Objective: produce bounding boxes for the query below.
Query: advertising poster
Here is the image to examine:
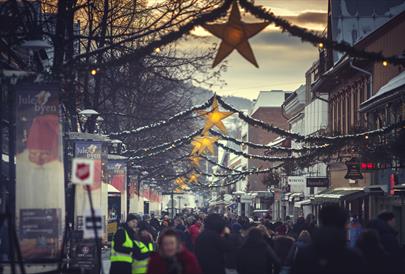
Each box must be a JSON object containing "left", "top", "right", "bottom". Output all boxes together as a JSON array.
[
  {"left": 75, "top": 141, "right": 102, "bottom": 190},
  {"left": 106, "top": 160, "right": 127, "bottom": 193},
  {"left": 15, "top": 83, "right": 65, "bottom": 260}
]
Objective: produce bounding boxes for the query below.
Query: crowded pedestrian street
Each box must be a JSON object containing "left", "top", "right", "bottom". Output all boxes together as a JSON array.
[{"left": 1, "top": 0, "right": 405, "bottom": 274}]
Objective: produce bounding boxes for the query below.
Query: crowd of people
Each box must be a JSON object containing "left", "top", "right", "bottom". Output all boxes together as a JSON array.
[{"left": 110, "top": 206, "right": 405, "bottom": 274}]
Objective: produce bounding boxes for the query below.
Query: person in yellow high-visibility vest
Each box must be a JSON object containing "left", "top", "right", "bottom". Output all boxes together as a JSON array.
[
  {"left": 110, "top": 214, "right": 141, "bottom": 274},
  {"left": 132, "top": 228, "right": 155, "bottom": 274}
]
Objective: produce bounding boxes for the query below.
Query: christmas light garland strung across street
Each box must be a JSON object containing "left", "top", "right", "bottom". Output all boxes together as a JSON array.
[
  {"left": 200, "top": 154, "right": 240, "bottom": 173},
  {"left": 82, "top": 0, "right": 405, "bottom": 73},
  {"left": 136, "top": 154, "right": 190, "bottom": 171},
  {"left": 118, "top": 93, "right": 404, "bottom": 189},
  {"left": 109, "top": 97, "right": 214, "bottom": 138},
  {"left": 128, "top": 129, "right": 202, "bottom": 161},
  {"left": 215, "top": 141, "right": 332, "bottom": 163},
  {"left": 202, "top": 162, "right": 285, "bottom": 188},
  {"left": 238, "top": 0, "right": 405, "bottom": 66},
  {"left": 209, "top": 129, "right": 331, "bottom": 153},
  {"left": 216, "top": 95, "right": 405, "bottom": 143},
  {"left": 125, "top": 129, "right": 202, "bottom": 156},
  {"left": 97, "top": 0, "right": 234, "bottom": 69}
]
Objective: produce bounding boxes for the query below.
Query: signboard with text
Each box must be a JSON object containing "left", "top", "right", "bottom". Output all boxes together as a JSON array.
[
  {"left": 70, "top": 231, "right": 100, "bottom": 272},
  {"left": 306, "top": 177, "right": 329, "bottom": 187},
  {"left": 287, "top": 176, "right": 306, "bottom": 185}
]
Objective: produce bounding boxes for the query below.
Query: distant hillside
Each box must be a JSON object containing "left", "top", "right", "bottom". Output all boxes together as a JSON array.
[{"left": 190, "top": 86, "right": 253, "bottom": 110}]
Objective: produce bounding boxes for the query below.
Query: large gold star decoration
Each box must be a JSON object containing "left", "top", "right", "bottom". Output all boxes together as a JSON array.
[
  {"left": 188, "top": 173, "right": 199, "bottom": 184},
  {"left": 202, "top": 1, "right": 269, "bottom": 68},
  {"left": 200, "top": 97, "right": 233, "bottom": 134},
  {"left": 191, "top": 135, "right": 219, "bottom": 155}
]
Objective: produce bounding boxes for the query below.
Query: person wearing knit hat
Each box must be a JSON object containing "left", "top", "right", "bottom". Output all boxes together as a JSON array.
[{"left": 110, "top": 214, "right": 142, "bottom": 274}]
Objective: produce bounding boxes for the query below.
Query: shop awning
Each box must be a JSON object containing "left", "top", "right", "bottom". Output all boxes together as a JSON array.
[
  {"left": 252, "top": 191, "right": 274, "bottom": 198},
  {"left": 209, "top": 200, "right": 228, "bottom": 207},
  {"left": 108, "top": 184, "right": 120, "bottom": 193},
  {"left": 364, "top": 185, "right": 388, "bottom": 194},
  {"left": 313, "top": 187, "right": 365, "bottom": 204},
  {"left": 294, "top": 199, "right": 312, "bottom": 208},
  {"left": 289, "top": 192, "right": 304, "bottom": 202},
  {"left": 394, "top": 184, "right": 405, "bottom": 195}
]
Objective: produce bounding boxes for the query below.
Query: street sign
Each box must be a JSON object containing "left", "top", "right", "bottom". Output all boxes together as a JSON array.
[
  {"left": 83, "top": 208, "right": 104, "bottom": 239},
  {"left": 70, "top": 231, "right": 100, "bottom": 272},
  {"left": 306, "top": 177, "right": 329, "bottom": 187},
  {"left": 72, "top": 158, "right": 95, "bottom": 185}
]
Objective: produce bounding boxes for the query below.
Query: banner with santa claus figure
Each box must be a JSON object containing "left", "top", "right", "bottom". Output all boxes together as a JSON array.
[{"left": 15, "top": 82, "right": 65, "bottom": 262}]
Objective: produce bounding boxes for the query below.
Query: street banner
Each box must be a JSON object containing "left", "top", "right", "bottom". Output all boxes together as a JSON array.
[
  {"left": 75, "top": 141, "right": 102, "bottom": 190},
  {"left": 15, "top": 82, "right": 65, "bottom": 261},
  {"left": 106, "top": 159, "right": 127, "bottom": 193}
]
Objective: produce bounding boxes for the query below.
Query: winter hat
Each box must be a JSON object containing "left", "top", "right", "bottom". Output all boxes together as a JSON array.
[
  {"left": 27, "top": 115, "right": 60, "bottom": 162},
  {"left": 127, "top": 213, "right": 141, "bottom": 223}
]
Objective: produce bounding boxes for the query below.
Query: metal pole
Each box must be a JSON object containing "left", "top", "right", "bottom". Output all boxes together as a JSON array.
[
  {"left": 8, "top": 79, "right": 16, "bottom": 236},
  {"left": 0, "top": 77, "right": 3, "bottom": 201},
  {"left": 7, "top": 79, "right": 26, "bottom": 274},
  {"left": 171, "top": 192, "right": 174, "bottom": 219},
  {"left": 86, "top": 185, "right": 103, "bottom": 274}
]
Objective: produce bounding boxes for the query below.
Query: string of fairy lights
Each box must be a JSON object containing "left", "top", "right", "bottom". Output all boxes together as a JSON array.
[
  {"left": 104, "top": 0, "right": 405, "bottom": 191},
  {"left": 112, "top": 93, "right": 404, "bottom": 191}
]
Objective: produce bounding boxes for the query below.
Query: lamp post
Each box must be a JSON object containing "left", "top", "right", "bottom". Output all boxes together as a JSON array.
[
  {"left": 79, "top": 109, "right": 100, "bottom": 133},
  {"left": 233, "top": 191, "right": 245, "bottom": 216}
]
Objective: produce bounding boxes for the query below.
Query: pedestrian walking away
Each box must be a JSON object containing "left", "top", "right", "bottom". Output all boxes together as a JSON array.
[
  {"left": 291, "top": 204, "right": 365, "bottom": 274},
  {"left": 236, "top": 227, "right": 280, "bottom": 274},
  {"left": 195, "top": 213, "right": 232, "bottom": 274}
]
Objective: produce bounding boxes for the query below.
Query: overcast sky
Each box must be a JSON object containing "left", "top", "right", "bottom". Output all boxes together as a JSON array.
[{"left": 193, "top": 0, "right": 328, "bottom": 99}]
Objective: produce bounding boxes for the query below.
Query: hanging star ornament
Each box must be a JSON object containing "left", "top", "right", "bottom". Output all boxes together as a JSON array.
[
  {"left": 188, "top": 173, "right": 199, "bottom": 184},
  {"left": 191, "top": 139, "right": 203, "bottom": 155},
  {"left": 202, "top": 1, "right": 269, "bottom": 68},
  {"left": 175, "top": 177, "right": 185, "bottom": 185},
  {"left": 191, "top": 135, "right": 219, "bottom": 155},
  {"left": 200, "top": 97, "right": 233, "bottom": 134},
  {"left": 190, "top": 155, "right": 201, "bottom": 167}
]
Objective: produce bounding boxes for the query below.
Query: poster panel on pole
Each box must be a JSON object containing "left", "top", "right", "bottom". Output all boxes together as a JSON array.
[
  {"left": 75, "top": 141, "right": 102, "bottom": 190},
  {"left": 106, "top": 159, "right": 127, "bottom": 193},
  {"left": 15, "top": 82, "right": 65, "bottom": 261}
]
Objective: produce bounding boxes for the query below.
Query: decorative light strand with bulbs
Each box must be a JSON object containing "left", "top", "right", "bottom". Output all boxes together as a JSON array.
[{"left": 85, "top": 0, "right": 405, "bottom": 73}]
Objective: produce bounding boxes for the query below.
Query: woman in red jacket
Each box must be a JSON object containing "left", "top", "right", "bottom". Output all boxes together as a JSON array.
[{"left": 147, "top": 229, "right": 202, "bottom": 274}]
